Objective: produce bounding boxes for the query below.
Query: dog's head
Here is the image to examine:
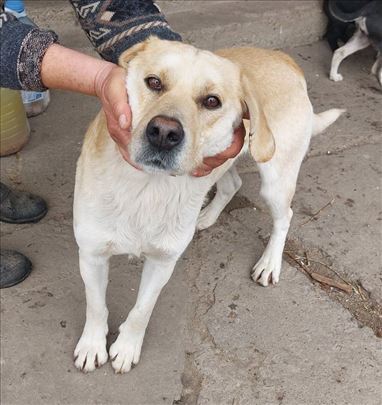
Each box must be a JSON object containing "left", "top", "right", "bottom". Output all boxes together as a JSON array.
[{"left": 119, "top": 37, "right": 274, "bottom": 175}]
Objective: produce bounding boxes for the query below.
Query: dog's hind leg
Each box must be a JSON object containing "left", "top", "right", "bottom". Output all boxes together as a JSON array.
[
  {"left": 330, "top": 27, "right": 370, "bottom": 81},
  {"left": 74, "top": 251, "right": 110, "bottom": 372},
  {"left": 110, "top": 256, "right": 177, "bottom": 373},
  {"left": 251, "top": 161, "right": 298, "bottom": 287},
  {"left": 197, "top": 165, "right": 242, "bottom": 230}
]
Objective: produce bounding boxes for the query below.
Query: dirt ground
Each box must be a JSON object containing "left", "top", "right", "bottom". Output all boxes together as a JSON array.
[{"left": 1, "top": 14, "right": 381, "bottom": 405}]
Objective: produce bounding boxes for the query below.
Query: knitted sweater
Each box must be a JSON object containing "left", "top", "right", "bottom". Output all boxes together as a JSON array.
[{"left": 0, "top": 0, "right": 181, "bottom": 91}]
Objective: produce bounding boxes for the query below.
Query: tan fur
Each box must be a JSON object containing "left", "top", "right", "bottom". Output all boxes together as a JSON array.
[
  {"left": 118, "top": 38, "right": 245, "bottom": 171},
  {"left": 119, "top": 41, "right": 148, "bottom": 68},
  {"left": 116, "top": 39, "right": 308, "bottom": 167},
  {"left": 241, "top": 75, "right": 275, "bottom": 162},
  {"left": 215, "top": 47, "right": 308, "bottom": 163},
  {"left": 216, "top": 47, "right": 307, "bottom": 100},
  {"left": 73, "top": 38, "right": 344, "bottom": 374},
  {"left": 83, "top": 111, "right": 108, "bottom": 156}
]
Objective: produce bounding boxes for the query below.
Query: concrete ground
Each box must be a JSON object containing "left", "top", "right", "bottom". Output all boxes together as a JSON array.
[{"left": 1, "top": 2, "right": 382, "bottom": 405}]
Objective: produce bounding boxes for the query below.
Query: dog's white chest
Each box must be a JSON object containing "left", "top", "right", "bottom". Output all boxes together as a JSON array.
[
  {"left": 75, "top": 168, "right": 208, "bottom": 259},
  {"left": 112, "top": 178, "right": 207, "bottom": 257}
]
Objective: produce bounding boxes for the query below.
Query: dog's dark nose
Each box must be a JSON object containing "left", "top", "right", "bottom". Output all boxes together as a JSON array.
[{"left": 146, "top": 116, "right": 184, "bottom": 151}]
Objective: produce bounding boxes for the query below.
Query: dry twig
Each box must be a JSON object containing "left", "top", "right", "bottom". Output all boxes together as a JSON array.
[
  {"left": 310, "top": 272, "right": 353, "bottom": 294},
  {"left": 290, "top": 254, "right": 354, "bottom": 291},
  {"left": 284, "top": 251, "right": 352, "bottom": 294}
]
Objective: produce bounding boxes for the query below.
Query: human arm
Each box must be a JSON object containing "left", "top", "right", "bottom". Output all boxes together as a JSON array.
[
  {"left": 0, "top": 10, "right": 130, "bottom": 152},
  {"left": 39, "top": 44, "right": 132, "bottom": 150},
  {"left": 0, "top": 1, "right": 180, "bottom": 159},
  {"left": 0, "top": 1, "right": 245, "bottom": 174},
  {"left": 68, "top": 0, "right": 246, "bottom": 174}
]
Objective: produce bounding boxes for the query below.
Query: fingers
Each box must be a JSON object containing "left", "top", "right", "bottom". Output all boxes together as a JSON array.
[
  {"left": 107, "top": 69, "right": 131, "bottom": 129},
  {"left": 205, "top": 122, "right": 245, "bottom": 162},
  {"left": 192, "top": 163, "right": 213, "bottom": 177},
  {"left": 106, "top": 101, "right": 132, "bottom": 143},
  {"left": 192, "top": 122, "right": 246, "bottom": 177},
  {"left": 117, "top": 146, "right": 142, "bottom": 170},
  {"left": 99, "top": 66, "right": 133, "bottom": 150},
  {"left": 112, "top": 100, "right": 131, "bottom": 130}
]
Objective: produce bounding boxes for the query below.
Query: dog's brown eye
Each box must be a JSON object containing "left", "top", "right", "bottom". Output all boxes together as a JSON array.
[
  {"left": 203, "top": 95, "right": 221, "bottom": 110},
  {"left": 145, "top": 76, "right": 162, "bottom": 91}
]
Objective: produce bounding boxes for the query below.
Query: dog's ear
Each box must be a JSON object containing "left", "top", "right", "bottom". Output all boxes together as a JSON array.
[
  {"left": 241, "top": 75, "right": 275, "bottom": 163},
  {"left": 118, "top": 41, "right": 148, "bottom": 69}
]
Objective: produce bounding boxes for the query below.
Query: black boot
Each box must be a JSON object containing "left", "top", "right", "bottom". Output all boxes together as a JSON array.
[
  {"left": 0, "top": 182, "right": 47, "bottom": 223},
  {"left": 0, "top": 183, "right": 47, "bottom": 287},
  {"left": 0, "top": 250, "right": 32, "bottom": 288}
]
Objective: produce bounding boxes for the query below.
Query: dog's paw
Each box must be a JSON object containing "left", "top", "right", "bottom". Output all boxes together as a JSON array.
[
  {"left": 196, "top": 206, "right": 218, "bottom": 231},
  {"left": 109, "top": 329, "right": 145, "bottom": 373},
  {"left": 74, "top": 333, "right": 108, "bottom": 372},
  {"left": 251, "top": 253, "right": 281, "bottom": 287},
  {"left": 329, "top": 72, "right": 343, "bottom": 82}
]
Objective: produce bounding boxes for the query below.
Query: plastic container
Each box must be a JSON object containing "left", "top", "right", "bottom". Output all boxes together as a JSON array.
[
  {"left": 0, "top": 88, "right": 30, "bottom": 156},
  {"left": 21, "top": 90, "right": 50, "bottom": 117},
  {"left": 5, "top": 0, "right": 50, "bottom": 117},
  {"left": 4, "top": 0, "right": 24, "bottom": 14}
]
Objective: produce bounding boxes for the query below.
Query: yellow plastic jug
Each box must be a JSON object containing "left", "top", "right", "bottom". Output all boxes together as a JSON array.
[{"left": 0, "top": 88, "right": 30, "bottom": 156}]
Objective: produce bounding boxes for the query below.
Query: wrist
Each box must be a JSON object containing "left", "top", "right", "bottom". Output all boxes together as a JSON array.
[
  {"left": 41, "top": 44, "right": 116, "bottom": 96},
  {"left": 93, "top": 62, "right": 117, "bottom": 99}
]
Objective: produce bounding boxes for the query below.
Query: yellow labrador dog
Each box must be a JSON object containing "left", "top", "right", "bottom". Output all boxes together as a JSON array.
[{"left": 73, "top": 37, "right": 344, "bottom": 373}]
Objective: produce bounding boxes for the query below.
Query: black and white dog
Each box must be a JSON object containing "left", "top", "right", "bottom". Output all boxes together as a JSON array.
[
  {"left": 326, "top": 0, "right": 382, "bottom": 86},
  {"left": 324, "top": 0, "right": 369, "bottom": 51}
]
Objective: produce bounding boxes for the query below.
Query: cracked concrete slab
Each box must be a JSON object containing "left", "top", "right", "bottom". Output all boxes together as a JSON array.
[
  {"left": 1, "top": 11, "right": 381, "bottom": 405},
  {"left": 182, "top": 218, "right": 381, "bottom": 405}
]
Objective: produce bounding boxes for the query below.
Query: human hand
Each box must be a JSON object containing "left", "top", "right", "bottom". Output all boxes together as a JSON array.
[
  {"left": 94, "top": 62, "right": 248, "bottom": 173},
  {"left": 94, "top": 64, "right": 137, "bottom": 164},
  {"left": 192, "top": 118, "right": 247, "bottom": 177}
]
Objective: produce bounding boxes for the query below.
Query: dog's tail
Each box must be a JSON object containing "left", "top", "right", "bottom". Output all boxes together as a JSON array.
[
  {"left": 312, "top": 108, "right": 346, "bottom": 136},
  {"left": 328, "top": 0, "right": 380, "bottom": 23}
]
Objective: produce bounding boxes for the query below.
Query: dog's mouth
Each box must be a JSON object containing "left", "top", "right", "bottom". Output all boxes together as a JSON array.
[
  {"left": 148, "top": 158, "right": 167, "bottom": 169},
  {"left": 143, "top": 157, "right": 170, "bottom": 172},
  {"left": 134, "top": 147, "right": 181, "bottom": 174}
]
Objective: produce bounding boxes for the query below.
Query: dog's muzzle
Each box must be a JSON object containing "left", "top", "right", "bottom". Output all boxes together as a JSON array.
[{"left": 135, "top": 115, "right": 185, "bottom": 172}]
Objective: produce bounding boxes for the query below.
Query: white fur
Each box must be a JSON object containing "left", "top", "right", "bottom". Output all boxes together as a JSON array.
[
  {"left": 73, "top": 42, "right": 344, "bottom": 373},
  {"left": 312, "top": 108, "right": 346, "bottom": 136},
  {"left": 73, "top": 132, "right": 227, "bottom": 372},
  {"left": 330, "top": 26, "right": 371, "bottom": 82}
]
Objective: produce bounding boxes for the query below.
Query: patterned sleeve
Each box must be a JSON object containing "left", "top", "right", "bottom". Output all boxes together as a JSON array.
[
  {"left": 0, "top": 11, "right": 58, "bottom": 91},
  {"left": 69, "top": 0, "right": 182, "bottom": 63},
  {"left": 0, "top": 1, "right": 180, "bottom": 91}
]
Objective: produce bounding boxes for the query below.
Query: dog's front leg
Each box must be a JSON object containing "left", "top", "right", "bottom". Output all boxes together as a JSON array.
[
  {"left": 197, "top": 166, "right": 242, "bottom": 230},
  {"left": 74, "top": 250, "right": 110, "bottom": 372},
  {"left": 110, "top": 256, "right": 177, "bottom": 373}
]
